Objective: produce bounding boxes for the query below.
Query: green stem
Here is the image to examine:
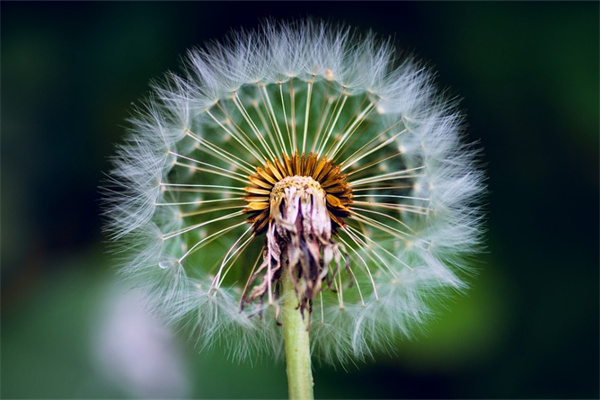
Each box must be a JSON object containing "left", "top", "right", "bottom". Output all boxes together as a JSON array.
[{"left": 282, "top": 273, "right": 314, "bottom": 400}]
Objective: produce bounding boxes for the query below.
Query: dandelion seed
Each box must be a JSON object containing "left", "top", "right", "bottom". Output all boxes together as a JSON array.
[{"left": 104, "top": 19, "right": 485, "bottom": 399}]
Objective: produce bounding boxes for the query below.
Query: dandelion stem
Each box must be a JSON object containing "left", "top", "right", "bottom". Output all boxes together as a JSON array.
[{"left": 282, "top": 271, "right": 314, "bottom": 400}]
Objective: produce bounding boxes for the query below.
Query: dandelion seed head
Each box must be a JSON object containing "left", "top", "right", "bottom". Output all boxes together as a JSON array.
[{"left": 104, "top": 20, "right": 485, "bottom": 364}]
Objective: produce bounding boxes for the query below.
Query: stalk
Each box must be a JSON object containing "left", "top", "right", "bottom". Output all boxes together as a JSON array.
[{"left": 282, "top": 272, "right": 314, "bottom": 400}]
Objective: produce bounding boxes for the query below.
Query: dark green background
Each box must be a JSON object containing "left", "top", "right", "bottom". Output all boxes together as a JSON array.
[{"left": 2, "top": 2, "right": 598, "bottom": 399}]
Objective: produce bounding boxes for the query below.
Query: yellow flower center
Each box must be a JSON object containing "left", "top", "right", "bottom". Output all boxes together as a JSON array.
[{"left": 243, "top": 152, "right": 353, "bottom": 234}]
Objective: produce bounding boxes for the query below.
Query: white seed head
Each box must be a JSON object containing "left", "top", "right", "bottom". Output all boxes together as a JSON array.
[{"left": 104, "top": 20, "right": 485, "bottom": 364}]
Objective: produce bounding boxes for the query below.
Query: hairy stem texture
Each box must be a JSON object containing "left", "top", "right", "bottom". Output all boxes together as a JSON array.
[{"left": 282, "top": 271, "right": 314, "bottom": 400}]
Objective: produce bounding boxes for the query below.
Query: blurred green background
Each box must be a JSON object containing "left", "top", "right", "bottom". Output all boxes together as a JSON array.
[{"left": 2, "top": 2, "right": 598, "bottom": 399}]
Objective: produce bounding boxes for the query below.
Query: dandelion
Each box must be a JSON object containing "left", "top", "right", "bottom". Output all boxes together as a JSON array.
[{"left": 104, "top": 20, "right": 484, "bottom": 399}]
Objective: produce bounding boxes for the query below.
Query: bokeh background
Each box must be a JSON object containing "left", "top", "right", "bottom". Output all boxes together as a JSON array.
[{"left": 2, "top": 2, "right": 598, "bottom": 399}]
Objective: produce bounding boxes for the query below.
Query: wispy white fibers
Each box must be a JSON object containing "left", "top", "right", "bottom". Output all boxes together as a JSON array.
[{"left": 104, "top": 20, "right": 485, "bottom": 364}]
